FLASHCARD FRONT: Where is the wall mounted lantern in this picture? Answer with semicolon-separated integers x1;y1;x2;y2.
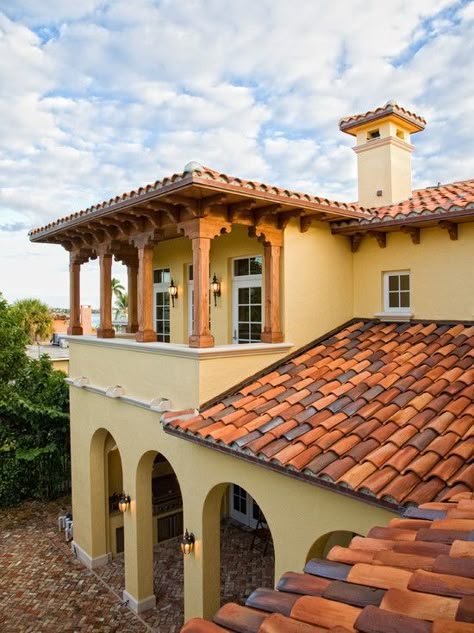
168;279;178;307
118;492;131;513
211;274;221;306
180;529;195;555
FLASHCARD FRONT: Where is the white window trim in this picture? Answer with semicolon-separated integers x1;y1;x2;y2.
376;270;413;321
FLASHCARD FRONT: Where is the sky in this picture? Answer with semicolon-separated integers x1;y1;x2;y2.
0;0;473;309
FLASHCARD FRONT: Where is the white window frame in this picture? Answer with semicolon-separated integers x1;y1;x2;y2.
232;256;263;344
383;270;411;315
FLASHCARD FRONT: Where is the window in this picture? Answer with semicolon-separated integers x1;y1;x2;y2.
153;268;171;342
384;271;410;312
367;128;380;140
232;256;262;344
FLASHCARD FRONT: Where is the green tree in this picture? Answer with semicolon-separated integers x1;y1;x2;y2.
114;292;128;320
0;293;70;505
0;294;29;383
111;277;125;298
11;298;53;343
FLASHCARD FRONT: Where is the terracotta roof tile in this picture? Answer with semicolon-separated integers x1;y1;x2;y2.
183;496;474;633
164;320;474;510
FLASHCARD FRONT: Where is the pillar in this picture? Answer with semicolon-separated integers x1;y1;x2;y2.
97;252;115;338
178;218;231;348
126;263;139;334
67;252;83;335
190;236;214;348
261;242;284;343
122;453;156;614
136;243;156;342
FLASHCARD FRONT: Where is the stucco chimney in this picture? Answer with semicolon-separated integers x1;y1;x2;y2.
339;101;426;208
80;305;92;335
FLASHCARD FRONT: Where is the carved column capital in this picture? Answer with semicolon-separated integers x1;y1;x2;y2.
177;217;231;240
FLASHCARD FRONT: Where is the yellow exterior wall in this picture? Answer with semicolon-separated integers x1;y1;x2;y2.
283;220;353;346
353;223;474;320
70;388;396;619
69;339;291;409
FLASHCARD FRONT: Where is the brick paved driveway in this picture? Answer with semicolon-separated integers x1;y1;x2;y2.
0;498;274;632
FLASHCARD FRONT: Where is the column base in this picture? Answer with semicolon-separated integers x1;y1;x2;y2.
136;329;157;343
189;334;215;348
261;331;284;343
123;590;156;614
71;542;110;569
96;328;115;339
126;324;139;334
67;326;83;335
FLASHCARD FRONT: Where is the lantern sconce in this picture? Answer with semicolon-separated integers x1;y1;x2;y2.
118;492;131;513
168;279;178;307
211;274;221;307
180;529;195;555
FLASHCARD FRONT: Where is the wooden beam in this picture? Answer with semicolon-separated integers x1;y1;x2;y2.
401;225;420;244
350;233;363;253
439;220;458;240
368;230;387;248
300;216;312;233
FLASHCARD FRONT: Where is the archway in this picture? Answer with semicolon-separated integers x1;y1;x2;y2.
129;450;185;623
202;482;275;609
305;530;359;562
84;428;123;565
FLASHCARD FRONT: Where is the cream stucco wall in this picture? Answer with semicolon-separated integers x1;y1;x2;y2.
353;223;474;320
70;388;396;619
68;338;291;409
283;219;353;346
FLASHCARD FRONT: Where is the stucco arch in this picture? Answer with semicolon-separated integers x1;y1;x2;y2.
305;530;359;563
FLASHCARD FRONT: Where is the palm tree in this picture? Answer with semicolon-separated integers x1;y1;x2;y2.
114;292;128;321
111;278;125;299
11;298;53;344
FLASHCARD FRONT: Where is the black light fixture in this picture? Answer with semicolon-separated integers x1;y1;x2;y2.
168;279;178;307
211;274;221;307
180;529;195;555
118;492;131;513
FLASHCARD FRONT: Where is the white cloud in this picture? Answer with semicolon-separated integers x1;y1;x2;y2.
0;0;472;307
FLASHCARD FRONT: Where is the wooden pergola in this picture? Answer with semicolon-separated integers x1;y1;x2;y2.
30;164;365;347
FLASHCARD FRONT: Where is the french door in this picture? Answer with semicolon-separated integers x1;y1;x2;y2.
232;256;262;344
153;268;170;342
229;484;262;529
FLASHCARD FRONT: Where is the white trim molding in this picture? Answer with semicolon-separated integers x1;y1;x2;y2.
123;590;156;614
71;542;110;569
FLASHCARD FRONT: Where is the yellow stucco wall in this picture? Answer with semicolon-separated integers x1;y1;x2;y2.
68;339;291;409
283;220;353;346
353;223;474;320
70;388;396;619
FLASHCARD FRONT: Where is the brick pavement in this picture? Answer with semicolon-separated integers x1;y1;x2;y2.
0;499;274;632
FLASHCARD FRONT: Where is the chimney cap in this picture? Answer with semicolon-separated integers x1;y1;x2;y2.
339;102;426;136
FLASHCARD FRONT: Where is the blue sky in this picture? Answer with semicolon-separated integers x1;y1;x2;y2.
0;0;473;308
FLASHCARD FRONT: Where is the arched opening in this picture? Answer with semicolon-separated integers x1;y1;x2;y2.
305;530;360;562
149;452;184;618
86;428;123;563
203;482;275;609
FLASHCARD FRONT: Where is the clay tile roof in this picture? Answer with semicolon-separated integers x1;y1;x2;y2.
29;163;370;240
163;319;474;511
181;495;474;633
332;178;474;223
339;101;426;134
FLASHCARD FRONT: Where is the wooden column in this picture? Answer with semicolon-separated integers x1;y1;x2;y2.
190;235;214;348
178;218;231;348
261;242;283;343
126;263;139;334
97;252;115;339
250;225;284;344
136;243;156;343
67;251;83;335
